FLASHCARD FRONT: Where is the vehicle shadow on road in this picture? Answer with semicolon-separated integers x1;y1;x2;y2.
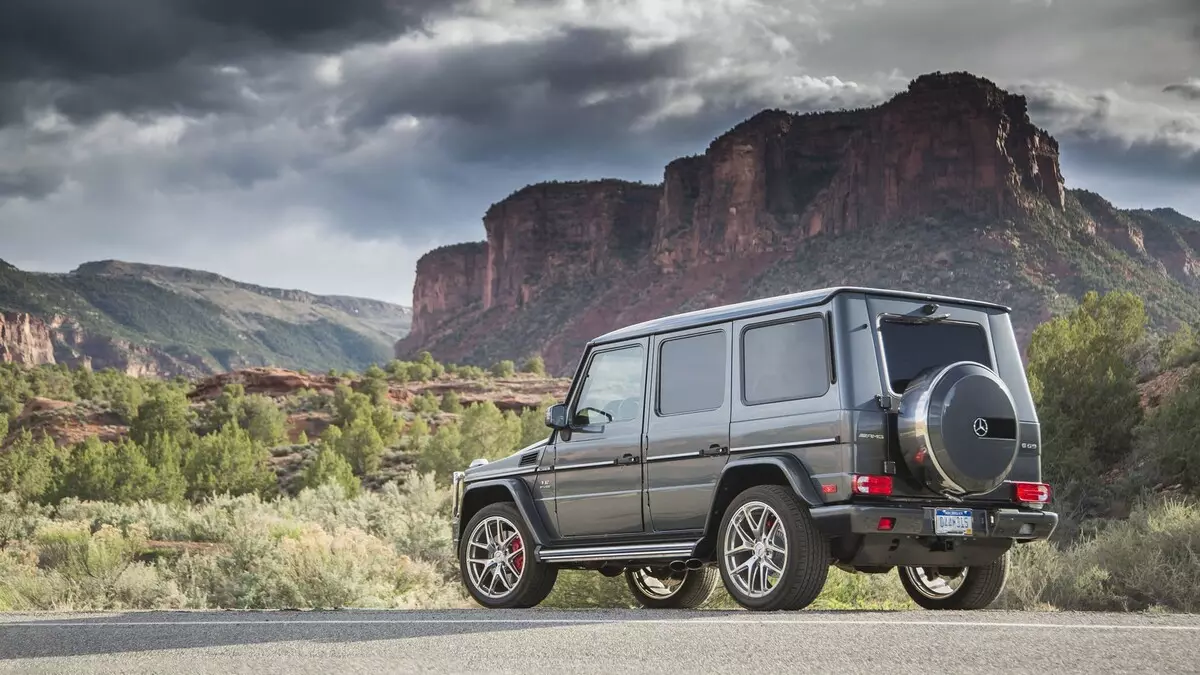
0;608;914;660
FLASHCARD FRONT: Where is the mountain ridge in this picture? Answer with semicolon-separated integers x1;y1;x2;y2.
0;259;411;376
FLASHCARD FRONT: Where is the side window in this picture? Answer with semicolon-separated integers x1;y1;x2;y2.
742;316;830;405
571;345;645;427
658;331;726;416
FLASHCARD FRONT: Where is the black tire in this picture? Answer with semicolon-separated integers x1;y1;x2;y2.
716;485;830;611
624;566;720;609
897;552;1009;610
459;502;558;609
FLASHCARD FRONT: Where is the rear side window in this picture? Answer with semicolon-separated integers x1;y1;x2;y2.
742;316;830;405
658;331;726;415
880;320;992;393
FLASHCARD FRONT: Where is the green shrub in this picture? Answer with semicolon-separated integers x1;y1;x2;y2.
411;392;439;415
184;424;276;501
1027;291;1145;480
521;355;546;376
1137;369;1200;494
440;391;463;414
490;360;516;378
0;430;60;501
302;445;361;497
130;384;195;448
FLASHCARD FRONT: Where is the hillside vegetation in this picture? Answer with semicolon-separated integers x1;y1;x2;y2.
0;259;411;375
0;294;1198;612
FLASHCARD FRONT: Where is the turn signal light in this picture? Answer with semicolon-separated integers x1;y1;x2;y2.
852;474;893;496
1012;481;1052;504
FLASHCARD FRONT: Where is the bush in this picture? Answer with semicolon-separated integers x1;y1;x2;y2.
1136;369;1200;494
440;391;463;414
130;384;195;448
302;446;361;497
0;431;60;501
490;360;516;378
1027;291;1146;481
184;424;276;501
521;355;546;376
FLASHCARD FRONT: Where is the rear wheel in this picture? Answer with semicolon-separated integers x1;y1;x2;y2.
460;502;558;608
898;552;1009;610
717;485;830;611
625;565;719;609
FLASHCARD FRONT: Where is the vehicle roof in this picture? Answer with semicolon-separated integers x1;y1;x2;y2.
591;286;1011;345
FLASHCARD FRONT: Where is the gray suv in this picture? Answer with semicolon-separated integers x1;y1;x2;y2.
450;287;1058;611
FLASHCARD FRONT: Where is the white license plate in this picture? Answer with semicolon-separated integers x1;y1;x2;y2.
934;508;974;536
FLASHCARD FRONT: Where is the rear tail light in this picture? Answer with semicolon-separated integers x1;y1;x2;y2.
1012;481;1051;504
877;517;896;531
852;474;893;496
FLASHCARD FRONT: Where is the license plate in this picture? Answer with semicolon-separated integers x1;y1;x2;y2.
934;508;974;536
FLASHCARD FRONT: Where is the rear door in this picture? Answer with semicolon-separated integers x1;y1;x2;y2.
644;324;732;533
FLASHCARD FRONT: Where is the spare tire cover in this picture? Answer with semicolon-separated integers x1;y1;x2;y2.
896;361;1019;496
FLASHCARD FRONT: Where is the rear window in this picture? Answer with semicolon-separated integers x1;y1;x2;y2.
880;320;992;393
742;316;830;405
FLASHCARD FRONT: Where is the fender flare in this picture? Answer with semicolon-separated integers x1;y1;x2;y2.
457;477;552;550
700;453;826;539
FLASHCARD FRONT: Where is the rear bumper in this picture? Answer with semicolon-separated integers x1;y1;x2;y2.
810;503;1058;541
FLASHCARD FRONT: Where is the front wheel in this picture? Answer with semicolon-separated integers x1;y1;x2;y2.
897;552;1009;610
625;565;720;609
460;502;558;608
717;485;830;611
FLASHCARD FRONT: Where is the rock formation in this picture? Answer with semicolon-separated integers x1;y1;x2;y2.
0;313;56;366
396;71;1197;374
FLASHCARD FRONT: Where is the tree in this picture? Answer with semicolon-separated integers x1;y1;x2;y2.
360;371;391;406
184;424;276;501
521;355;547;376
240;394;288;446
0;430;59;501
490;360;516;378
130;384;195;448
460;401;521;461
416;422;464;481
302;444;362;497
141;432;187;503
440;391;463;414
1027;291;1146;480
1158;324;1200;370
334;416;386;477
519;397;555;447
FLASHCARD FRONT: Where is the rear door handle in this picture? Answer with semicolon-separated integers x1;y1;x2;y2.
700;444;728;457
616;453;640;465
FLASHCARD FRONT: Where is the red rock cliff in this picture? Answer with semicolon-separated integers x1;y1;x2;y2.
0;313;56;365
398;72;1074;369
409;242;489;342
482;180;661;311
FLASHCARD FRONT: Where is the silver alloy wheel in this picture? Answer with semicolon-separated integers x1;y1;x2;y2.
722;500;788;599
465;515;526;599
629;567;685;599
901;566;968;599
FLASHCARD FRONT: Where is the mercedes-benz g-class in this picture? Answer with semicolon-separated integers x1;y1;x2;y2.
450;287;1058;611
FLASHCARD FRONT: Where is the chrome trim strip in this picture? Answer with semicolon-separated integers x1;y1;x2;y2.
729;437;840;454
463;466;538;483
536;541;699;562
552;460;619;472
645;451;702;463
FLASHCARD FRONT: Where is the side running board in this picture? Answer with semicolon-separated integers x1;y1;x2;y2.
536;541;699;563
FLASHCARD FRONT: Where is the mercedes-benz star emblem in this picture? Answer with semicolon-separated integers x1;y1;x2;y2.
973;418;989;438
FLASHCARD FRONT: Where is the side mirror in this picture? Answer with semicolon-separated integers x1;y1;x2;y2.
544;403;569;430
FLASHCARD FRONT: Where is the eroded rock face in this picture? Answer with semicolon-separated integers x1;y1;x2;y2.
409;242;489;342
481;180;661;311
397;72;1079;371
0;313;56;365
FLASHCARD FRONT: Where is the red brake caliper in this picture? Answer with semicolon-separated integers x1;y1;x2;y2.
511;535;524;573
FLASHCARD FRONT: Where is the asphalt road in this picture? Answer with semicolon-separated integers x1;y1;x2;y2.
2;609;1198;674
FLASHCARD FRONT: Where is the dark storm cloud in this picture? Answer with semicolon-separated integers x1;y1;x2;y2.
0;0;453;124
1165;81;1200;101
0;166;63;200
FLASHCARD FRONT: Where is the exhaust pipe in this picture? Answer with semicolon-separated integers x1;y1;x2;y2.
669;560;687;572
685;558;703;570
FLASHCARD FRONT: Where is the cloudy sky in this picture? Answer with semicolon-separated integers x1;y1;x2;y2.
2;0;1197;305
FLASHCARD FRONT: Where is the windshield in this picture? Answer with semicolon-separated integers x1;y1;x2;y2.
880;319;992;393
